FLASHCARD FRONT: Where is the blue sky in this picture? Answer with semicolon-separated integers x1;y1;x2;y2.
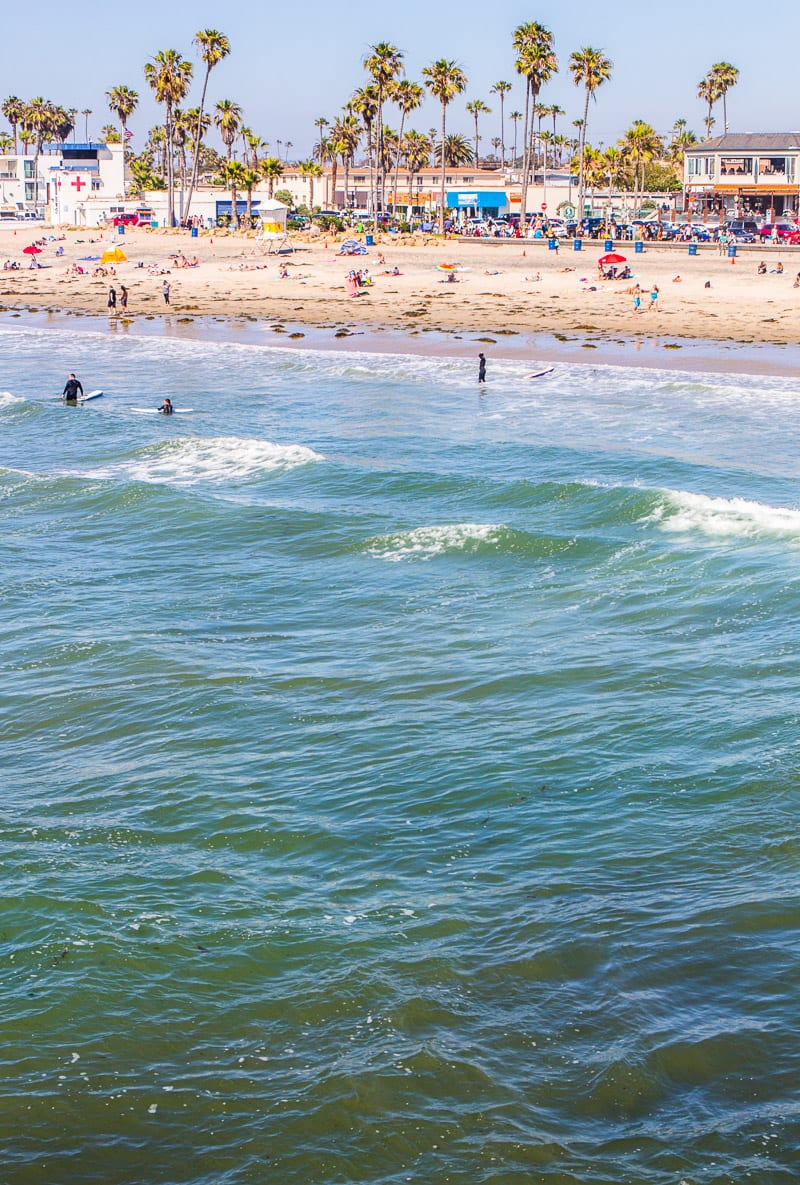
5;1;800;156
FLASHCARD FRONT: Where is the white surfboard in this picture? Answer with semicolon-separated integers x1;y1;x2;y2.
526;368;554;379
131;407;195;415
79;389;104;402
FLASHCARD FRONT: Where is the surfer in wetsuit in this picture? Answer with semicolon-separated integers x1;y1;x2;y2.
62;373;83;403
478;352;487;383
158;398;174;415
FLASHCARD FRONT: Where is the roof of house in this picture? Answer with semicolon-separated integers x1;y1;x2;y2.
687;133;800;152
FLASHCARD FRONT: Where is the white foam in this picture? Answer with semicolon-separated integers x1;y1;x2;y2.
367;523;502;562
649;490;800;541
87;436;322;485
0;391;24;408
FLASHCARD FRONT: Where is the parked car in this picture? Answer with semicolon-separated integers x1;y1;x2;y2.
110;213;139;226
759;223;800;243
725;219;760;237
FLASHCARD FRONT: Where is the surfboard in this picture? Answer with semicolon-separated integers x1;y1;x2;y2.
79;390;104;402
131;407;195;415
526;368;554;379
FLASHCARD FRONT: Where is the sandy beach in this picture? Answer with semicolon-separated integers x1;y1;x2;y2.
3;223;800;360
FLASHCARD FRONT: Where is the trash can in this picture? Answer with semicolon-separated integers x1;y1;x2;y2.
191;226;198;238
548;237;558;250
117;224;125;236
151;221;158;229
727;243;737;258
573;238;582;251
365;233;374;246
604;239;613;252
688;243;698;256
635;240;643;254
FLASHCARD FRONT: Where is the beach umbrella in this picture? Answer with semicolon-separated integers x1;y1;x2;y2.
598;252;627;265
22;245;42;255
438;262;458;271
101;247;127;264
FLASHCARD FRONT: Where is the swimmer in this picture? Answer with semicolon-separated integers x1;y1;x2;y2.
158;398;174;415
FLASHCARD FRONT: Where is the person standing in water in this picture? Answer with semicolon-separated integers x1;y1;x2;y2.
158;398;174;415
478;352;487;383
62;373;83;403
120;284;128;311
162;280;171;306
107;286;117;311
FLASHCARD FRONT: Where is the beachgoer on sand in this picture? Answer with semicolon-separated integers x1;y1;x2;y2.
107;286;117;311
120;285;128;310
162;280;170;305
648;285;659;312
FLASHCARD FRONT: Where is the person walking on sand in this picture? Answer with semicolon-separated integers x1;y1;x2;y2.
633;285;642;313
120;284;128;311
162;279;171;306
648;284;659;313
478;352;487;383
107;286;117;311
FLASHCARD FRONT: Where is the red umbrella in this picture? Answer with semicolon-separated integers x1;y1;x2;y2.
598;252;626;265
22;245;42;255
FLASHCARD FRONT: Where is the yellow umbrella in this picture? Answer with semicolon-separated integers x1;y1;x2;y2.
101;247;127;264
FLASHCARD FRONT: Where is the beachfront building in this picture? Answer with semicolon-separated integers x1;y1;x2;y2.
684;133;800;221
0;142;126;225
277;164;579;222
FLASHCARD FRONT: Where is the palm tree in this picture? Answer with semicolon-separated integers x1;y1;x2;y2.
709;62;738;133
466;99;491;164
2;97;25;153
214;99;242;161
246;132;265;170
364;42;404;226
0;134;12;154
106;85;139;144
331;112;361;210
261;156;284;198
144;49;193;226
350;85;379;215
404;129;433;212
510;111;522;165
697;76;718;139
390;79;423;214
299;160;323;214
619;120;662;217
569;47;612;222
513;22;557;228
184;30;231;220
101;124;121;143
240;166;260;224
314;116;329;157
81;108;92;141
24;98;54;200
490;81;512;167
434;133;474;167
422;58;468;232
283;141;293;163
172;108;193;190
223;159;247;227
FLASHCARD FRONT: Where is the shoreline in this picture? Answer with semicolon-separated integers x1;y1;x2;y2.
6;306;800;380
4;225;800;377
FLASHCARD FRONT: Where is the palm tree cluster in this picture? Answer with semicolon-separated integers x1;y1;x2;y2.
0;32;739;231
697;62;739;138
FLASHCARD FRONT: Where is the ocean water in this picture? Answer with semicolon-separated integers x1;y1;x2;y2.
2;323;799;1184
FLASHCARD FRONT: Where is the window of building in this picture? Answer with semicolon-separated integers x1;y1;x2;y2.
24;182;35;201
92;178;102;191
720;157;753;176
24;160;34;178
758;156;787;177
353;176;366;183
462;176;474;183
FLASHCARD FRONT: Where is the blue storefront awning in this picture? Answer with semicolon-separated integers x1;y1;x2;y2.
216;199;261;215
446;191;508;209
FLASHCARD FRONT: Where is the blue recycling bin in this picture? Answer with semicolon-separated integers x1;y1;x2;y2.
191;226;198;238
688;243;698;256
548;237;558;250
604;239;613;251
635;240;644;254
365;233;374;246
117;224;125;236
573;238;582;251
727;243;737;258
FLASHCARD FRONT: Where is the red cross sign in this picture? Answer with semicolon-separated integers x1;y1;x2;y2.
71;176;86;191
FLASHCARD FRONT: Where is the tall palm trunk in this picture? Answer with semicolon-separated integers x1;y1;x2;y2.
439;101;448;232
184;70;209;220
165;103;175;226
392;113;407;218
577;87;590;221
519;80;532;228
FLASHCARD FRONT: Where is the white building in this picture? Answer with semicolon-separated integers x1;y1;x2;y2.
0;141;126;225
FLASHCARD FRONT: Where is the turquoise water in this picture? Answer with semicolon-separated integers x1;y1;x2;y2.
2;324;799;1184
